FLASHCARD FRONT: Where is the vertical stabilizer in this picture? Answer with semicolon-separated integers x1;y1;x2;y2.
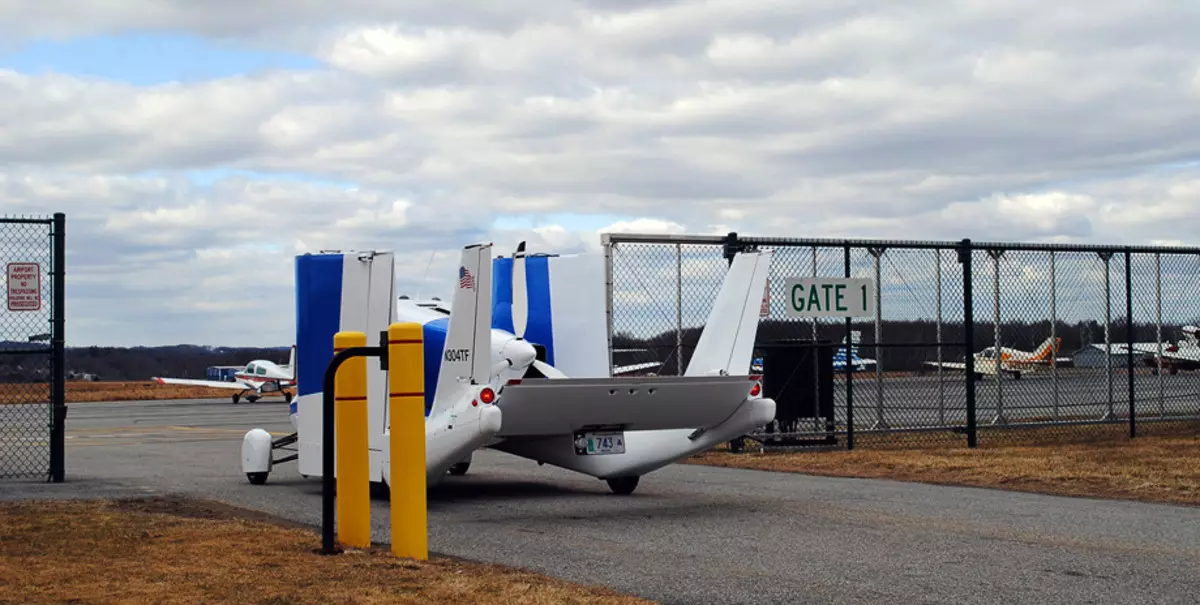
430;243;493;419
685;250;774;376
293;250;395;480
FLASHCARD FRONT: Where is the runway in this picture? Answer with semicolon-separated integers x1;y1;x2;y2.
774;369;1200;431
4;396;1198;604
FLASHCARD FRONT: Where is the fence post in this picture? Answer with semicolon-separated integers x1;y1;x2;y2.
958;238;977;448
1125;248;1135;438
844;242;854;450
50;212;66;483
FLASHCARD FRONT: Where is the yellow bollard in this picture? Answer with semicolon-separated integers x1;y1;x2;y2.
387;322;428;560
334;330;371;549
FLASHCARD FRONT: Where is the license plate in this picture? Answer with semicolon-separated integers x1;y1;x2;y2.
574;431;625;455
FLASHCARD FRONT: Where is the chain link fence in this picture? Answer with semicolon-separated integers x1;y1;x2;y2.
1;213;65;481
602;232;1200;450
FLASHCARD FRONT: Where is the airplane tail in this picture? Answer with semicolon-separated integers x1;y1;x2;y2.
1032;336;1060;360
285;344;296;378
684;249;774;376
429;243;493;420
292;249;396;478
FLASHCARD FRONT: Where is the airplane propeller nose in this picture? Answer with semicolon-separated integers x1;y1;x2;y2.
503;338;538;371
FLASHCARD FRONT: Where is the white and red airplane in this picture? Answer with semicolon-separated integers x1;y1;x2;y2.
924;336;1067;379
152;346;295;404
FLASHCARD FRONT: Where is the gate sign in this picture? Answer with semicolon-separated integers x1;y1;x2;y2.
784;277;875;318
6;262;41;312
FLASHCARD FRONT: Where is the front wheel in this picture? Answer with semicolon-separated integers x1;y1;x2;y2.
247;472;268;485
448;461;470;476
606;476;639;495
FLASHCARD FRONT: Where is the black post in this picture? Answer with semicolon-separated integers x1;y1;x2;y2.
722;232;739;265
49;212;66;483
959;239;977;448
723;232;744;452
1126;248;1135;438
844;242;854;450
321;344;385;555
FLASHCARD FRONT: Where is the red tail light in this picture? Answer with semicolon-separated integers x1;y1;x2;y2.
479;387;495;404
750;382;761;397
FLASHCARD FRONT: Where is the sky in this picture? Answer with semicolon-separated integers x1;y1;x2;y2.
2;1;1200;347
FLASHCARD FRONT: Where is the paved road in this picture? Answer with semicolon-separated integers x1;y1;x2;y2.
5;397;1200;605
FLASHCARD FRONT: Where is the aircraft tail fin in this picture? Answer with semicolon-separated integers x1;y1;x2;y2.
286;344;296;378
1033;336;1059;359
430;243;493;419
685;249;774;376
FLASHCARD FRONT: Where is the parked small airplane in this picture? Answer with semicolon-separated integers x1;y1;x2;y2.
834;331;876;371
241;241;776;495
152;346;295;404
1145;325;1200;374
749;331;875;373
924;336;1067;379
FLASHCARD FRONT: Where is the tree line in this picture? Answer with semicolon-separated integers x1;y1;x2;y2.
612;318;1194;373
0;314;1192;383
0;343;290;383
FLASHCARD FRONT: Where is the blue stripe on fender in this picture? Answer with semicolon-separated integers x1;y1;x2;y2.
295;253;344;398
491;257;514;333
523;255;554;366
422;317;450;417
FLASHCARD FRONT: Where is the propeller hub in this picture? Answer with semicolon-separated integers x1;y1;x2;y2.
501;337;538;372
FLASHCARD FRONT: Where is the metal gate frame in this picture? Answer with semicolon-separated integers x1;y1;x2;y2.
0;212;65;482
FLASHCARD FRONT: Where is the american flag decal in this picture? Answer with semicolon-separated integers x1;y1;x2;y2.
458;266;475;289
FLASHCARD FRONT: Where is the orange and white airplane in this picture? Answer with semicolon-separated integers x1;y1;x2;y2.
925;336;1068;379
152;346;295;404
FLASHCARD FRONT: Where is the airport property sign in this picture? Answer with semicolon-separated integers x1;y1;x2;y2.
6;262;41;312
784;277;875;318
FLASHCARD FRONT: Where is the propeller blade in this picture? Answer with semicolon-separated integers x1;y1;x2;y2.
512;241;528;338
529;359;567;379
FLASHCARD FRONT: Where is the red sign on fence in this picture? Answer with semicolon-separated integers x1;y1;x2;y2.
6;262;41;311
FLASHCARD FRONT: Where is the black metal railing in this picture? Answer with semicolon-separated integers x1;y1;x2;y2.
602;232;1200;450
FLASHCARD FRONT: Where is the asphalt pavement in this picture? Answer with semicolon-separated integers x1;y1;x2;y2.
4;397;1199;605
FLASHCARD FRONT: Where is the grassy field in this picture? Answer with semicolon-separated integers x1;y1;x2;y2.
689;426;1200;506
0;380;283;404
0;496;654;605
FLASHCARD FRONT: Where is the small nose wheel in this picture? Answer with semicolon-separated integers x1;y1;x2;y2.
606;476;639;495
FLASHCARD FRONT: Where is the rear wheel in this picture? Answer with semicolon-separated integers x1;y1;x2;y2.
247;472;268;485
232;394;240;404
606;476;639;495
448;461;470;476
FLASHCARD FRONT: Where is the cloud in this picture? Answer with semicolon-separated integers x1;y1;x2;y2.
2;1;1200;345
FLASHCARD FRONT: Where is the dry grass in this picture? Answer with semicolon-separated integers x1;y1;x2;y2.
0;380;284;404
0;496;655;605
689;429;1200;506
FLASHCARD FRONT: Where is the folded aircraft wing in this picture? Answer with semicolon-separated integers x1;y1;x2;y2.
924;360;969;371
152;376;253;390
493;374;761;437
613;361;662;375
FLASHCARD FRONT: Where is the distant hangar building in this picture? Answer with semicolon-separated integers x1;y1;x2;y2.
1071;343;1166;368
